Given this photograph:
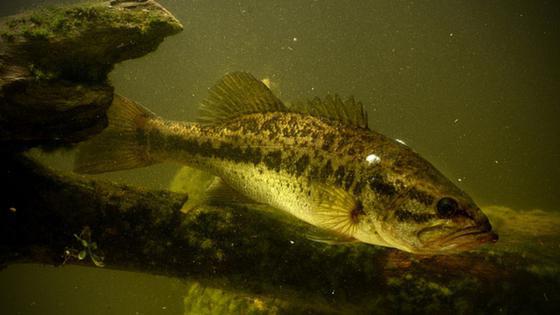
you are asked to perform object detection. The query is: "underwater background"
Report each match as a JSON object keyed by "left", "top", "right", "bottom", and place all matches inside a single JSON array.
[{"left": 1, "top": 0, "right": 558, "bottom": 314}]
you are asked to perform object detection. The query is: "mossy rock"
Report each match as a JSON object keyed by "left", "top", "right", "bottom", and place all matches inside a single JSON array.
[
  {"left": 0, "top": 0, "right": 183, "bottom": 82},
  {"left": 0, "top": 1, "right": 183, "bottom": 149}
]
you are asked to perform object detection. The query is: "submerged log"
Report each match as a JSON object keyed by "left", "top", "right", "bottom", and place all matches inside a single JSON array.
[
  {"left": 1, "top": 155, "right": 559, "bottom": 314},
  {"left": 0, "top": 0, "right": 183, "bottom": 150}
]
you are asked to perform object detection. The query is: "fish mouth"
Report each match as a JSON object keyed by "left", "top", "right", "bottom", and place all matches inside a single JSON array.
[{"left": 417, "top": 225, "right": 498, "bottom": 253}]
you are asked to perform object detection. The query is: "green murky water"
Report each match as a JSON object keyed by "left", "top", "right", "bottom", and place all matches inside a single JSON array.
[{"left": 1, "top": 0, "right": 559, "bottom": 314}]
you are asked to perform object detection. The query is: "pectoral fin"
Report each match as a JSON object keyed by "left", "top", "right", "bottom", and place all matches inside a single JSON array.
[{"left": 312, "top": 184, "right": 365, "bottom": 237}]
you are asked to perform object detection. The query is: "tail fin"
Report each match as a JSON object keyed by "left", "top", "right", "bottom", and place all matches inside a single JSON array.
[{"left": 74, "top": 95, "right": 158, "bottom": 174}]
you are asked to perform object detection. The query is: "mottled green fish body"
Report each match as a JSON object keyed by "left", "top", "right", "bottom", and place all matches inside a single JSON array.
[{"left": 75, "top": 72, "right": 497, "bottom": 254}]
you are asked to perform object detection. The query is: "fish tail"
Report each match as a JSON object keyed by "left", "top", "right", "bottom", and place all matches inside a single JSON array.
[{"left": 74, "top": 95, "right": 157, "bottom": 174}]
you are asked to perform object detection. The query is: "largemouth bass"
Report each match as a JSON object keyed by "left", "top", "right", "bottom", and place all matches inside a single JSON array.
[{"left": 75, "top": 72, "right": 498, "bottom": 254}]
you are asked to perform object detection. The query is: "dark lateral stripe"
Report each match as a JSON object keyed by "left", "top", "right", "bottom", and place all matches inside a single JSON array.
[
  {"left": 280, "top": 152, "right": 316, "bottom": 178},
  {"left": 245, "top": 146, "right": 263, "bottom": 165},
  {"left": 368, "top": 176, "right": 397, "bottom": 197},
  {"left": 395, "top": 209, "right": 435, "bottom": 223},
  {"left": 159, "top": 133, "right": 262, "bottom": 165},
  {"left": 263, "top": 150, "right": 282, "bottom": 172},
  {"left": 344, "top": 170, "right": 355, "bottom": 190},
  {"left": 320, "top": 160, "right": 333, "bottom": 179},
  {"left": 293, "top": 154, "right": 310, "bottom": 177},
  {"left": 408, "top": 188, "right": 435, "bottom": 206},
  {"left": 309, "top": 165, "right": 320, "bottom": 179},
  {"left": 157, "top": 129, "right": 342, "bottom": 179},
  {"left": 334, "top": 165, "right": 345, "bottom": 187},
  {"left": 353, "top": 180, "right": 366, "bottom": 195}
]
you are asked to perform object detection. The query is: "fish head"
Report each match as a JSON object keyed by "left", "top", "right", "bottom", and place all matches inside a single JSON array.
[
  {"left": 360, "top": 153, "right": 498, "bottom": 254},
  {"left": 376, "top": 190, "right": 498, "bottom": 254}
]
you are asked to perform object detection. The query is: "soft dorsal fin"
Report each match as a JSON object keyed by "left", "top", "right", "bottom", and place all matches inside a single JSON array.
[
  {"left": 291, "top": 94, "right": 369, "bottom": 129},
  {"left": 198, "top": 72, "right": 287, "bottom": 123}
]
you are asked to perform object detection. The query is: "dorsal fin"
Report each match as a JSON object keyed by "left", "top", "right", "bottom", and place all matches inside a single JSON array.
[
  {"left": 291, "top": 94, "right": 369, "bottom": 129},
  {"left": 198, "top": 72, "right": 287, "bottom": 123},
  {"left": 199, "top": 72, "right": 370, "bottom": 129}
]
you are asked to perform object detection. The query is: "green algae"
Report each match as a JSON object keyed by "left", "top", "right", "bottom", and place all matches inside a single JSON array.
[
  {"left": 183, "top": 282, "right": 285, "bottom": 315},
  {"left": 0, "top": 1, "right": 182, "bottom": 82},
  {"left": 3, "top": 3, "right": 179, "bottom": 40}
]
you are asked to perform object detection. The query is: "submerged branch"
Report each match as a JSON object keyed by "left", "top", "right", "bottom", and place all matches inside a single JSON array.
[{"left": 1, "top": 154, "right": 559, "bottom": 314}]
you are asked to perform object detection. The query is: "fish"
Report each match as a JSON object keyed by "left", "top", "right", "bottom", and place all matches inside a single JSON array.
[{"left": 74, "top": 72, "right": 498, "bottom": 254}]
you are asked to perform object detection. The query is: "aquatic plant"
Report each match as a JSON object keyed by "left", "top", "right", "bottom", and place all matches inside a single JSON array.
[{"left": 63, "top": 226, "right": 105, "bottom": 267}]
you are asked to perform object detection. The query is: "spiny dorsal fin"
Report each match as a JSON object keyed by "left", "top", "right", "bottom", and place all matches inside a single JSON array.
[
  {"left": 198, "top": 72, "right": 287, "bottom": 123},
  {"left": 292, "top": 94, "right": 369, "bottom": 129}
]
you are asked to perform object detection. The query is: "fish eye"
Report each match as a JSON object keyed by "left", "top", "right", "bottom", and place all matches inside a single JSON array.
[{"left": 436, "top": 197, "right": 459, "bottom": 217}]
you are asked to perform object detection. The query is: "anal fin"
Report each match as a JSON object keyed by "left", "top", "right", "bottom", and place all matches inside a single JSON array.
[
  {"left": 203, "top": 178, "right": 260, "bottom": 206},
  {"left": 181, "top": 177, "right": 261, "bottom": 213}
]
